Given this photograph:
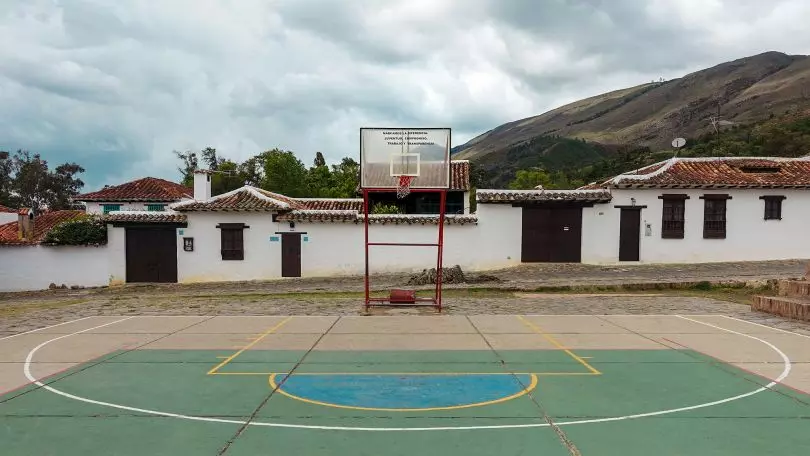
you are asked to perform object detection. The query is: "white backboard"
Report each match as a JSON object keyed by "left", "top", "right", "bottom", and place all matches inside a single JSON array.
[{"left": 360, "top": 128, "right": 451, "bottom": 189}]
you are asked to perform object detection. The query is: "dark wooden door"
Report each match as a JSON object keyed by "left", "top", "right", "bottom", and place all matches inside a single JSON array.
[
  {"left": 521, "top": 207, "right": 582, "bottom": 263},
  {"left": 552, "top": 207, "right": 582, "bottom": 263},
  {"left": 619, "top": 208, "right": 642, "bottom": 261},
  {"left": 281, "top": 233, "right": 302, "bottom": 277},
  {"left": 125, "top": 228, "right": 178, "bottom": 283},
  {"left": 521, "top": 208, "right": 552, "bottom": 262}
]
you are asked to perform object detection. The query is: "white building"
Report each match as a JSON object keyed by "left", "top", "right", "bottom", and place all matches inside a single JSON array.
[
  {"left": 477, "top": 156, "right": 810, "bottom": 264},
  {"left": 75, "top": 177, "right": 193, "bottom": 214},
  {"left": 4, "top": 156, "right": 810, "bottom": 292},
  {"left": 103, "top": 162, "right": 483, "bottom": 285}
]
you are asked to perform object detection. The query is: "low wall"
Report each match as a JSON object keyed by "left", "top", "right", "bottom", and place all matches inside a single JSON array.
[
  {"left": 0, "top": 245, "right": 110, "bottom": 292},
  {"left": 177, "top": 205, "right": 521, "bottom": 283}
]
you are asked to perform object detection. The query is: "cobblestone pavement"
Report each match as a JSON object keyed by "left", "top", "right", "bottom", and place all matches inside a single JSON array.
[
  {"left": 1, "top": 260, "right": 808, "bottom": 338},
  {"left": 2, "top": 292, "right": 809, "bottom": 339}
]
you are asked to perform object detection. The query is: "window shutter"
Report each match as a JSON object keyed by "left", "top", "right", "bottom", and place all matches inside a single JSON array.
[{"left": 218, "top": 223, "right": 247, "bottom": 261}]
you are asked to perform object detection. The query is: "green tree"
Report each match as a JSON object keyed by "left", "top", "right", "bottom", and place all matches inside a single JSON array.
[
  {"left": 260, "top": 149, "right": 309, "bottom": 197},
  {"left": 9, "top": 150, "right": 85, "bottom": 211},
  {"left": 211, "top": 160, "right": 245, "bottom": 195},
  {"left": 0, "top": 151, "right": 13, "bottom": 207},
  {"left": 509, "top": 169, "right": 552, "bottom": 190},
  {"left": 174, "top": 149, "right": 198, "bottom": 187},
  {"left": 329, "top": 157, "right": 360, "bottom": 197},
  {"left": 305, "top": 152, "right": 335, "bottom": 197},
  {"left": 313, "top": 152, "right": 326, "bottom": 168},
  {"left": 238, "top": 156, "right": 264, "bottom": 187}
]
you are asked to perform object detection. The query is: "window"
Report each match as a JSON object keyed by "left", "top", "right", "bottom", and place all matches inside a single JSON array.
[
  {"left": 701, "top": 195, "right": 731, "bottom": 239},
  {"left": 760, "top": 196, "right": 785, "bottom": 220},
  {"left": 146, "top": 204, "right": 166, "bottom": 212},
  {"left": 445, "top": 192, "right": 465, "bottom": 214},
  {"left": 101, "top": 204, "right": 122, "bottom": 214},
  {"left": 217, "top": 223, "right": 248, "bottom": 260},
  {"left": 659, "top": 194, "right": 688, "bottom": 239}
]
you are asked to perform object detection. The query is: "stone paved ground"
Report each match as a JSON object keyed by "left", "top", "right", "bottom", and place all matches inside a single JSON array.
[{"left": 1, "top": 260, "right": 808, "bottom": 338}]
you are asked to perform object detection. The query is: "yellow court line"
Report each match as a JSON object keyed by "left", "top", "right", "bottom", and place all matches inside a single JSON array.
[
  {"left": 207, "top": 316, "right": 293, "bottom": 375},
  {"left": 516, "top": 315, "right": 602, "bottom": 375},
  {"left": 268, "top": 373, "right": 539, "bottom": 412},
  {"left": 211, "top": 371, "right": 595, "bottom": 376}
]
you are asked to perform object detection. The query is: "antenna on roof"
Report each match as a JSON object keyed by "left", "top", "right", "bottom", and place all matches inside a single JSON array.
[{"left": 671, "top": 137, "right": 686, "bottom": 158}]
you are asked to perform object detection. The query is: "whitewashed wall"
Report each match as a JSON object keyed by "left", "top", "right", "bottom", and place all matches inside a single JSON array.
[
  {"left": 177, "top": 204, "right": 519, "bottom": 283},
  {"left": 106, "top": 225, "right": 127, "bottom": 285},
  {"left": 0, "top": 213, "right": 16, "bottom": 225},
  {"left": 0, "top": 245, "right": 110, "bottom": 292},
  {"left": 85, "top": 202, "right": 177, "bottom": 214},
  {"left": 177, "top": 213, "right": 282, "bottom": 283},
  {"left": 592, "top": 188, "right": 810, "bottom": 264}
]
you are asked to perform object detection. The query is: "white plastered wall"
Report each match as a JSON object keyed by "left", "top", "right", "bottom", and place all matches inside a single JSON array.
[
  {"left": 587, "top": 188, "right": 810, "bottom": 264},
  {"left": 177, "top": 213, "right": 282, "bottom": 283},
  {"left": 176, "top": 204, "right": 521, "bottom": 282},
  {"left": 84, "top": 202, "right": 166, "bottom": 214},
  {"left": 0, "top": 245, "right": 110, "bottom": 292}
]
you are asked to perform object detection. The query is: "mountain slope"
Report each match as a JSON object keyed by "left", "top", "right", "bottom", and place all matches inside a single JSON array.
[{"left": 455, "top": 51, "right": 810, "bottom": 163}]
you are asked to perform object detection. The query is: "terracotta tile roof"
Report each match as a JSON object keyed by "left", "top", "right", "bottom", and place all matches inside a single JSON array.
[
  {"left": 358, "top": 160, "right": 471, "bottom": 191},
  {"left": 76, "top": 177, "right": 192, "bottom": 202},
  {"left": 476, "top": 189, "right": 613, "bottom": 203},
  {"left": 586, "top": 157, "right": 810, "bottom": 189},
  {"left": 103, "top": 212, "right": 188, "bottom": 224},
  {"left": 275, "top": 211, "right": 478, "bottom": 225},
  {"left": 0, "top": 204, "right": 14, "bottom": 213},
  {"left": 0, "top": 210, "right": 85, "bottom": 245},
  {"left": 450, "top": 160, "right": 470, "bottom": 191},
  {"left": 276, "top": 210, "right": 359, "bottom": 223},
  {"left": 171, "top": 186, "right": 304, "bottom": 212},
  {"left": 296, "top": 198, "right": 364, "bottom": 211},
  {"left": 361, "top": 214, "right": 478, "bottom": 225}
]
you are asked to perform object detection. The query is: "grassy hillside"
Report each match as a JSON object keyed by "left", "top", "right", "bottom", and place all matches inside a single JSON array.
[
  {"left": 473, "top": 110, "right": 810, "bottom": 190},
  {"left": 457, "top": 52, "right": 810, "bottom": 158},
  {"left": 457, "top": 51, "right": 810, "bottom": 189}
]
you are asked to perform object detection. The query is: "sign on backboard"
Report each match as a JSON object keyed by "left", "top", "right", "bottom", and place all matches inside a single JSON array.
[{"left": 360, "top": 128, "right": 451, "bottom": 189}]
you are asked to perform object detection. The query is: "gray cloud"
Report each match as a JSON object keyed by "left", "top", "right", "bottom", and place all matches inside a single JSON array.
[{"left": 1, "top": 0, "right": 809, "bottom": 190}]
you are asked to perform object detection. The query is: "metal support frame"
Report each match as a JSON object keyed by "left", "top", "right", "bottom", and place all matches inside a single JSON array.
[{"left": 363, "top": 187, "right": 447, "bottom": 313}]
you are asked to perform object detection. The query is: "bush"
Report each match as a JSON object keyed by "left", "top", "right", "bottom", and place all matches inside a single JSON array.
[
  {"left": 371, "top": 203, "right": 402, "bottom": 214},
  {"left": 42, "top": 215, "right": 107, "bottom": 246}
]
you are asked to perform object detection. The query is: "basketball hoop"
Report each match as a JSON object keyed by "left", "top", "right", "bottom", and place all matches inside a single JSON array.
[{"left": 396, "top": 175, "right": 413, "bottom": 199}]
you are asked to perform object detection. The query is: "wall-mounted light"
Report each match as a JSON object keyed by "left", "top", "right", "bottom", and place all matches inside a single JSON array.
[
  {"left": 289, "top": 221, "right": 295, "bottom": 230},
  {"left": 631, "top": 197, "right": 636, "bottom": 207}
]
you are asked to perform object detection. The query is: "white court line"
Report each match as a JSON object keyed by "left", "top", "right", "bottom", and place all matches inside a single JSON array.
[
  {"left": 0, "top": 316, "right": 94, "bottom": 341},
  {"left": 20, "top": 314, "right": 794, "bottom": 432},
  {"left": 722, "top": 316, "right": 810, "bottom": 340}
]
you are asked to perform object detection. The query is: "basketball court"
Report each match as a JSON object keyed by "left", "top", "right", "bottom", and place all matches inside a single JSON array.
[{"left": 1, "top": 314, "right": 809, "bottom": 455}]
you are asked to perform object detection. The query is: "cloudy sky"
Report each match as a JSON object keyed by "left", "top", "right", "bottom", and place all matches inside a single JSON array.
[{"left": 2, "top": 0, "right": 810, "bottom": 190}]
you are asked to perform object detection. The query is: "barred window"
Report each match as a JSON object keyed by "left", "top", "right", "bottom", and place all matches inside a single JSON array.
[
  {"left": 760, "top": 196, "right": 785, "bottom": 220},
  {"left": 701, "top": 195, "right": 731, "bottom": 239},
  {"left": 659, "top": 194, "right": 688, "bottom": 239}
]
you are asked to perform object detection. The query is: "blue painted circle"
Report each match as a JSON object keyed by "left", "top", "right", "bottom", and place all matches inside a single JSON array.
[{"left": 275, "top": 374, "right": 533, "bottom": 410}]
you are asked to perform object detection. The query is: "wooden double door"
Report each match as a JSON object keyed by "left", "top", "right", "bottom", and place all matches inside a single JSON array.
[
  {"left": 125, "top": 227, "right": 178, "bottom": 283},
  {"left": 521, "top": 207, "right": 582, "bottom": 263}
]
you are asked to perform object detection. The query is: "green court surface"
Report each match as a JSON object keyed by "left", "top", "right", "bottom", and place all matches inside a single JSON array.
[{"left": 1, "top": 315, "right": 809, "bottom": 455}]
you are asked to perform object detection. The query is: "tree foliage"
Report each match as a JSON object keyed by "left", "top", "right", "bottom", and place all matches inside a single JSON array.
[
  {"left": 173, "top": 148, "right": 360, "bottom": 198},
  {"left": 42, "top": 215, "right": 107, "bottom": 246},
  {"left": 0, "top": 150, "right": 85, "bottom": 211},
  {"left": 370, "top": 203, "right": 402, "bottom": 214}
]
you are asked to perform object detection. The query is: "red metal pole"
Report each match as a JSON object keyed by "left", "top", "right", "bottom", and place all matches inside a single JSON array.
[
  {"left": 363, "top": 189, "right": 370, "bottom": 312},
  {"left": 435, "top": 189, "right": 447, "bottom": 312}
]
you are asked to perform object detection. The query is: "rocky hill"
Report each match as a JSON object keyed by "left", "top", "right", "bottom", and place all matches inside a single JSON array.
[{"left": 454, "top": 51, "right": 810, "bottom": 186}]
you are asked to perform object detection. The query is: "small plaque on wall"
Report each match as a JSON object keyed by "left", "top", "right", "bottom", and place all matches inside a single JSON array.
[{"left": 183, "top": 237, "right": 194, "bottom": 252}]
